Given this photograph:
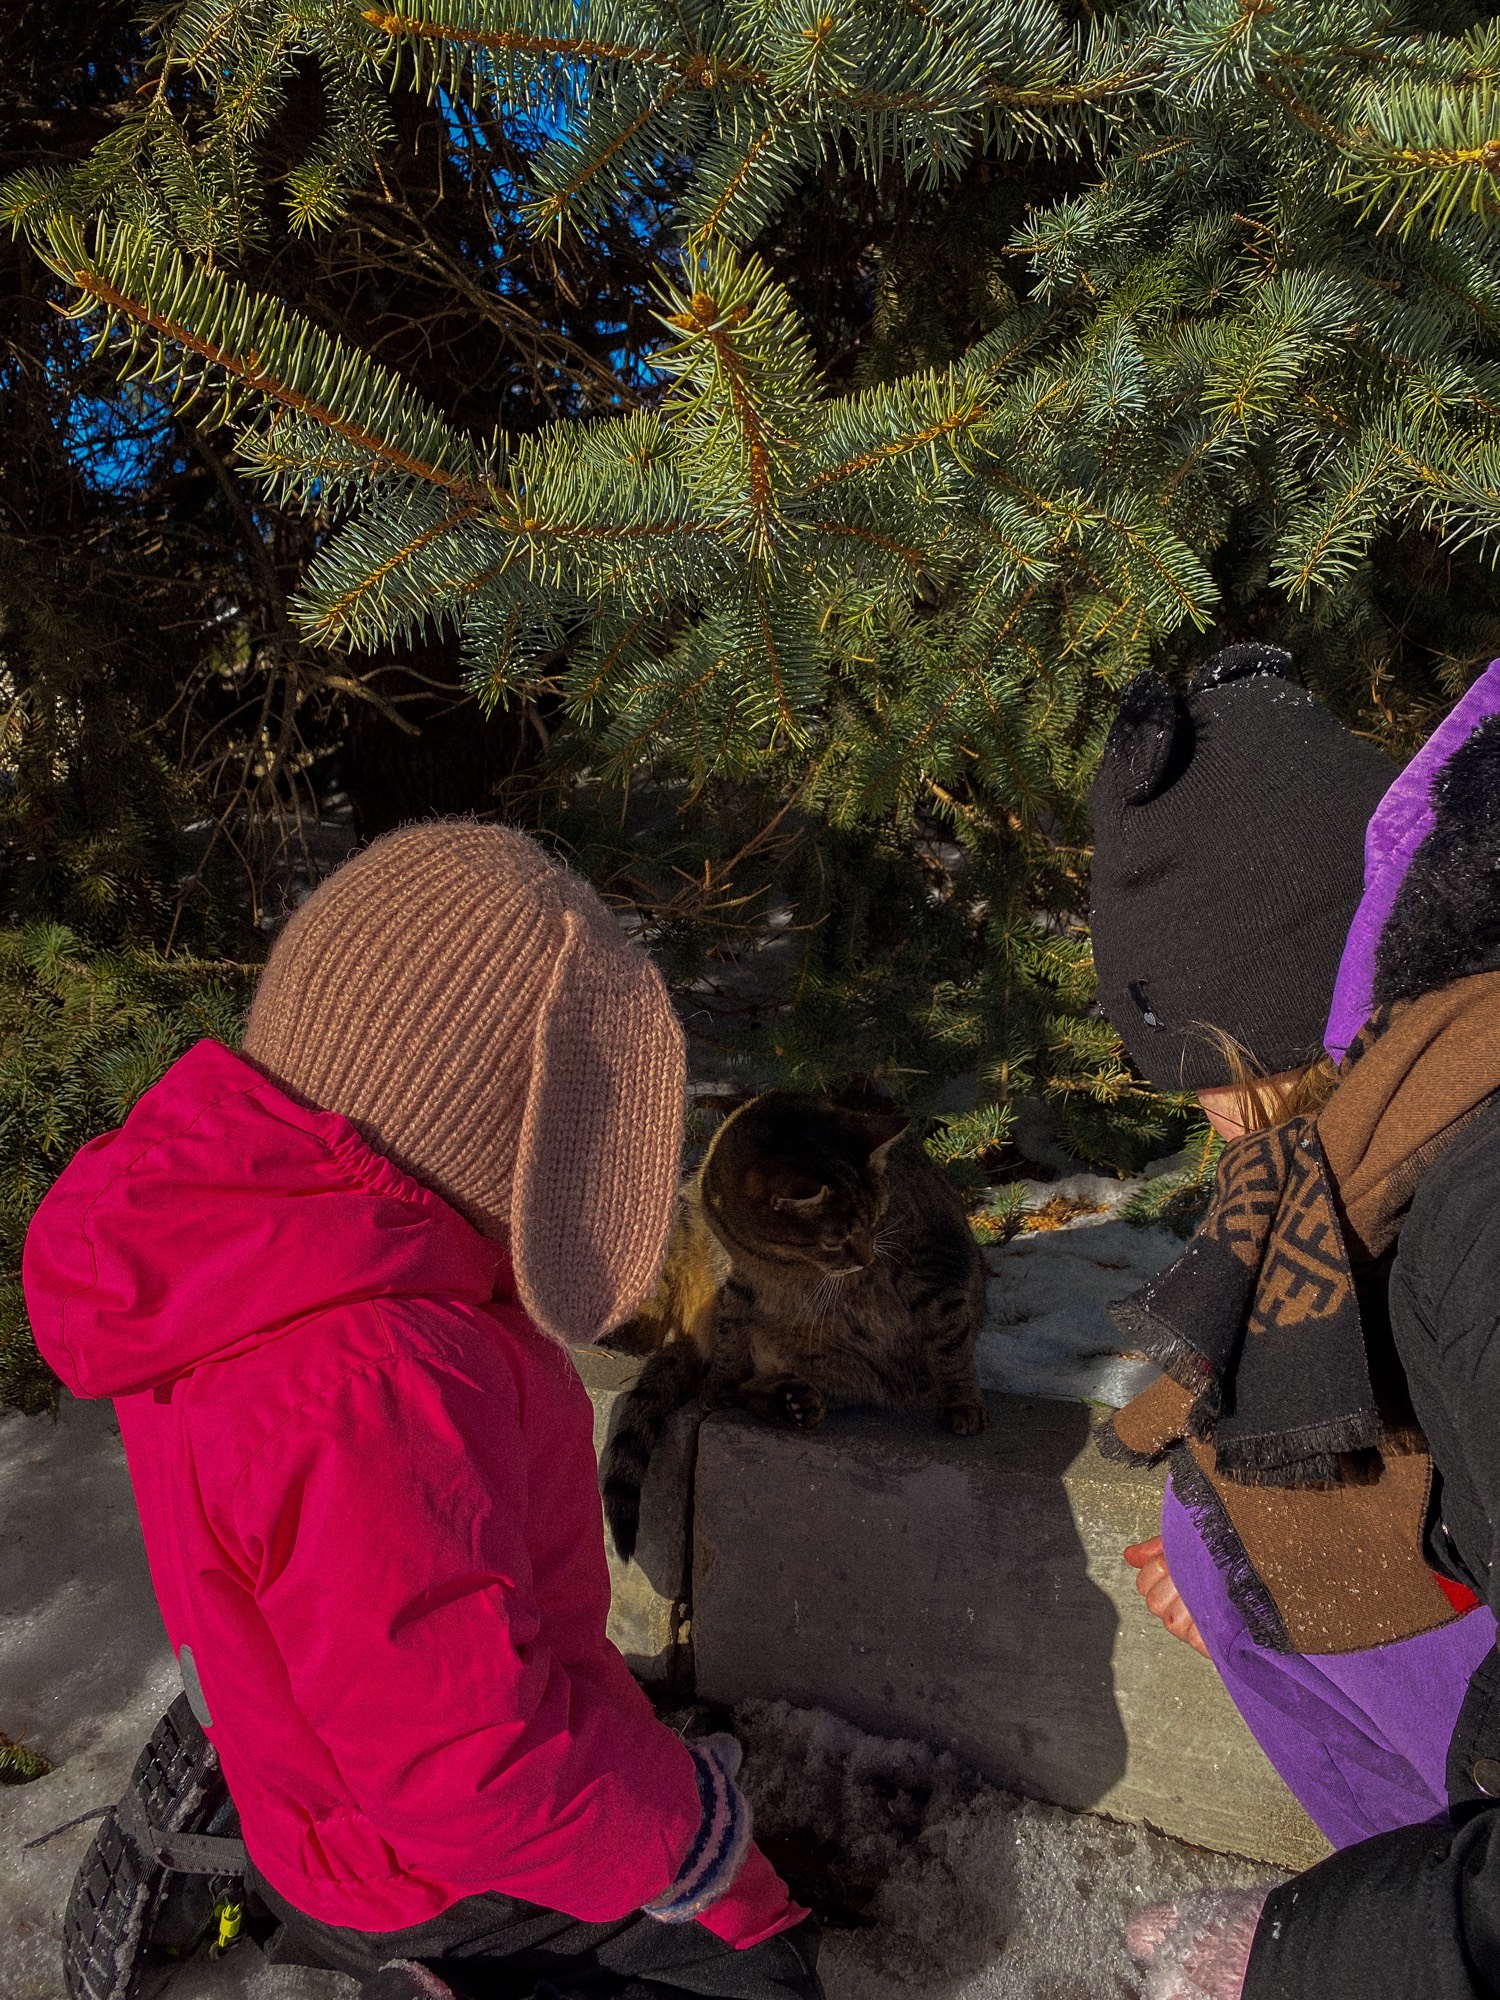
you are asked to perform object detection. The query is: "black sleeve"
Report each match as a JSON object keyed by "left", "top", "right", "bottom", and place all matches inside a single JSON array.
[
  {"left": 1389, "top": 1107, "right": 1500, "bottom": 1614},
  {"left": 1244, "top": 1113, "right": 1500, "bottom": 1999},
  {"left": 1244, "top": 1801, "right": 1500, "bottom": 2000}
]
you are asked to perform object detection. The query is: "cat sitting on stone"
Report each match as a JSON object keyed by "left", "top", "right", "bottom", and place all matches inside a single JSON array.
[{"left": 600, "top": 1091, "right": 987, "bottom": 1561}]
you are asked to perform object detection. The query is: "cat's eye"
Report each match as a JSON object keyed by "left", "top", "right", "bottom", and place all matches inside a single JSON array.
[{"left": 772, "top": 1185, "right": 830, "bottom": 1215}]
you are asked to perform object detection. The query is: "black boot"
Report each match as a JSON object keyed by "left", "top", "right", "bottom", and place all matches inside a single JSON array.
[{"left": 62, "top": 1695, "right": 249, "bottom": 2000}]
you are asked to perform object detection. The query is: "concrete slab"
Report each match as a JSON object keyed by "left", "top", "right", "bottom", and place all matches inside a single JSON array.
[{"left": 691, "top": 1397, "right": 1330, "bottom": 1872}]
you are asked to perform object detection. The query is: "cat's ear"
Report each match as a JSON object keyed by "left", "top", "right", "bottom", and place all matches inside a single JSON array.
[
  {"left": 773, "top": 1185, "right": 831, "bottom": 1215},
  {"left": 863, "top": 1114, "right": 908, "bottom": 1166}
]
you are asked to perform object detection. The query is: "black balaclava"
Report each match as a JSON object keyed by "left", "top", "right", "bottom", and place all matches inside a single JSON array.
[{"left": 1088, "top": 645, "right": 1395, "bottom": 1092}]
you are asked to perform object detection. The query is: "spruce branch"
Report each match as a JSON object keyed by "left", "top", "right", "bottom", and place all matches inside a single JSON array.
[
  {"left": 363, "top": 0, "right": 1146, "bottom": 239},
  {"left": 1339, "top": 84, "right": 1500, "bottom": 236},
  {"left": 657, "top": 244, "right": 821, "bottom": 552},
  {"left": 804, "top": 393, "right": 988, "bottom": 491},
  {"left": 299, "top": 500, "right": 489, "bottom": 644},
  {"left": 682, "top": 124, "right": 805, "bottom": 246},
  {"left": 35, "top": 218, "right": 490, "bottom": 503},
  {"left": 1270, "top": 430, "right": 1398, "bottom": 600},
  {"left": 364, "top": 3, "right": 759, "bottom": 82},
  {"left": 526, "top": 77, "right": 698, "bottom": 234}
]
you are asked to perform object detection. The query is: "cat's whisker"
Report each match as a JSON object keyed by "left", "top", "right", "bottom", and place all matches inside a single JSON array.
[{"left": 811, "top": 1274, "right": 842, "bottom": 1355}]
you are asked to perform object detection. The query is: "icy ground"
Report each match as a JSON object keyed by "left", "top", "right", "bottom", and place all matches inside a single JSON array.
[{"left": 1, "top": 1231, "right": 1266, "bottom": 2000}]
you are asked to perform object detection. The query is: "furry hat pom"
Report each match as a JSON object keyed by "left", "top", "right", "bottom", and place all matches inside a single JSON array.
[{"left": 1373, "top": 715, "right": 1500, "bottom": 1008}]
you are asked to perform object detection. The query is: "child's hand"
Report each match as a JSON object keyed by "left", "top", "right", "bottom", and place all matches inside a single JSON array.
[
  {"left": 1127, "top": 1889, "right": 1267, "bottom": 2000},
  {"left": 1122, "top": 1536, "right": 1210, "bottom": 1658}
]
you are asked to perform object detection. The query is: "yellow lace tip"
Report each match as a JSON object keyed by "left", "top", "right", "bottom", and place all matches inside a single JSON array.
[{"left": 214, "top": 1900, "right": 244, "bottom": 1951}]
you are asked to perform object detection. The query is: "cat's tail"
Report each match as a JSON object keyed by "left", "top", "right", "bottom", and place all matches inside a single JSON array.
[{"left": 600, "top": 1342, "right": 709, "bottom": 1563}]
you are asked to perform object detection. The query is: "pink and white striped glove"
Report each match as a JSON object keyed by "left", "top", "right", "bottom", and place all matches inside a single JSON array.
[{"left": 1127, "top": 1889, "right": 1268, "bottom": 2000}]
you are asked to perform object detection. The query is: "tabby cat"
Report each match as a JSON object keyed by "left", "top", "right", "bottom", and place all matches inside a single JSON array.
[{"left": 600, "top": 1092, "right": 987, "bottom": 1561}]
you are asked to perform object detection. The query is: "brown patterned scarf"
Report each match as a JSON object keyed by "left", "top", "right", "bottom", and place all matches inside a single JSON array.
[{"left": 1105, "top": 971, "right": 1500, "bottom": 1652}]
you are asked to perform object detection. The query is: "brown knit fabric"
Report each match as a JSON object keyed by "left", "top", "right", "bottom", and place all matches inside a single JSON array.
[
  {"left": 243, "top": 821, "right": 687, "bottom": 1347},
  {"left": 1173, "top": 1437, "right": 1445, "bottom": 1655},
  {"left": 1110, "top": 1372, "right": 1196, "bottom": 1463}
]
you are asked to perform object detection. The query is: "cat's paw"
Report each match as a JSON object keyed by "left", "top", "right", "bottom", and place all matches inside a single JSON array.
[
  {"left": 940, "top": 1395, "right": 987, "bottom": 1436},
  {"left": 779, "top": 1382, "right": 828, "bottom": 1430}
]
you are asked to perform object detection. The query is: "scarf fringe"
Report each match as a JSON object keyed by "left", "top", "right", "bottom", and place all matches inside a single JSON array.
[
  {"left": 1095, "top": 1420, "right": 1162, "bottom": 1470},
  {"left": 1211, "top": 1413, "right": 1381, "bottom": 1488},
  {"left": 1169, "top": 1449, "right": 1295, "bottom": 1654},
  {"left": 1106, "top": 1298, "right": 1219, "bottom": 1401}
]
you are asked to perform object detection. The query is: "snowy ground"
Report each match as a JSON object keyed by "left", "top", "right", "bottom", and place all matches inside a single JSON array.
[
  {"left": 736, "top": 1703, "right": 1273, "bottom": 2000},
  {"left": 978, "top": 1179, "right": 1181, "bottom": 1409},
  {"left": 0, "top": 1228, "right": 1268, "bottom": 2000}
]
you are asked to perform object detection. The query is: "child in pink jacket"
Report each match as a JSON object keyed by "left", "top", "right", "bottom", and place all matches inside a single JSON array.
[{"left": 24, "top": 822, "right": 819, "bottom": 2000}]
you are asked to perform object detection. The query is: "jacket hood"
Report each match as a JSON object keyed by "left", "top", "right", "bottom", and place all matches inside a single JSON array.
[
  {"left": 1326, "top": 657, "right": 1500, "bottom": 1060},
  {"left": 23, "top": 1039, "right": 508, "bottom": 1399}
]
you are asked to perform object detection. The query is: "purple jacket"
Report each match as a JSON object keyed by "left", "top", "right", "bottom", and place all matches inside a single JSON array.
[{"left": 1194, "top": 659, "right": 1500, "bottom": 2000}]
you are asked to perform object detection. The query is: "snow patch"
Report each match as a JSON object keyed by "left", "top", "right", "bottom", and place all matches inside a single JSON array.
[
  {"left": 733, "top": 1701, "right": 1277, "bottom": 2000},
  {"left": 979, "top": 1219, "right": 1179, "bottom": 1408}
]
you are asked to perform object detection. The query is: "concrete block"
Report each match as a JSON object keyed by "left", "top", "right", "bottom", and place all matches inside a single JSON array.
[
  {"left": 692, "top": 1396, "right": 1331, "bottom": 1871},
  {"left": 574, "top": 1347, "right": 697, "bottom": 1685}
]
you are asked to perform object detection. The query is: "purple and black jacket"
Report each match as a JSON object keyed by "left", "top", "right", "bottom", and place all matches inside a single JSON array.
[{"left": 1168, "top": 663, "right": 1500, "bottom": 1999}]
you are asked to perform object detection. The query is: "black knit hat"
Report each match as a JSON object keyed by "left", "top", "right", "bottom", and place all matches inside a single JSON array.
[{"left": 1088, "top": 645, "right": 1395, "bottom": 1092}]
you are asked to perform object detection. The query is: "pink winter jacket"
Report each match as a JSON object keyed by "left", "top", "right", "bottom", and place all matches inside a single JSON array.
[{"left": 22, "top": 1040, "right": 797, "bottom": 1941}]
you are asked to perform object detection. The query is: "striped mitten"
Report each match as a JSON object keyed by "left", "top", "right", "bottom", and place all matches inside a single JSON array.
[{"left": 642, "top": 1734, "right": 753, "bottom": 1925}]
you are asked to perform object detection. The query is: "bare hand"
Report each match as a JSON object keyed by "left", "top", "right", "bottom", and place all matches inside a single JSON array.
[
  {"left": 1122, "top": 1535, "right": 1210, "bottom": 1659},
  {"left": 1128, "top": 1889, "right": 1267, "bottom": 2000}
]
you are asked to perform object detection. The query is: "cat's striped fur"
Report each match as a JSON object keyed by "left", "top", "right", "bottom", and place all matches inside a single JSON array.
[{"left": 600, "top": 1093, "right": 987, "bottom": 1561}]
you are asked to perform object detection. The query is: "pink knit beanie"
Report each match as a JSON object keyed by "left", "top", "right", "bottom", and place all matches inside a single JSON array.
[{"left": 242, "top": 821, "right": 686, "bottom": 1346}]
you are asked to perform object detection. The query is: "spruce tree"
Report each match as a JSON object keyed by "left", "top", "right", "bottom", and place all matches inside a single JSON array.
[
  {"left": 8, "top": 0, "right": 1500, "bottom": 1405},
  {"left": 0, "top": 0, "right": 681, "bottom": 1407}
]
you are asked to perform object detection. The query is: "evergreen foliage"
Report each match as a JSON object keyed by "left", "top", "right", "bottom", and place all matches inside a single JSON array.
[
  {"left": 1117, "top": 1125, "right": 1223, "bottom": 1240},
  {"left": 0, "top": 0, "right": 676, "bottom": 1409},
  {"left": 0, "top": 927, "right": 253, "bottom": 1412},
  {"left": 9, "top": 0, "right": 1500, "bottom": 1406},
  {"left": 0, "top": 1730, "right": 54, "bottom": 1783}
]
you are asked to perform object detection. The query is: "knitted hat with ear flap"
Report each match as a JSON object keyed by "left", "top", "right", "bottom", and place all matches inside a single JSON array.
[
  {"left": 242, "top": 821, "right": 687, "bottom": 1346},
  {"left": 1088, "top": 645, "right": 1395, "bottom": 1092}
]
